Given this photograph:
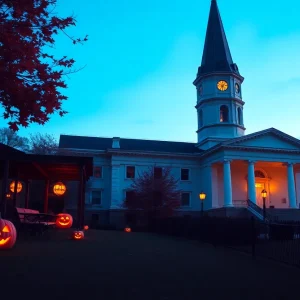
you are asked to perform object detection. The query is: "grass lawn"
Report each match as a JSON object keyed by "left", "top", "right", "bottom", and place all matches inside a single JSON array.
[{"left": 0, "top": 229, "right": 299, "bottom": 299}]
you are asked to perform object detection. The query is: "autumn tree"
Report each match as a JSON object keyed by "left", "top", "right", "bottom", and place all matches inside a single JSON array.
[
  {"left": 124, "top": 167, "right": 181, "bottom": 219},
  {"left": 0, "top": 0, "right": 87, "bottom": 131},
  {"left": 0, "top": 127, "right": 29, "bottom": 151},
  {"left": 28, "top": 132, "right": 58, "bottom": 154}
]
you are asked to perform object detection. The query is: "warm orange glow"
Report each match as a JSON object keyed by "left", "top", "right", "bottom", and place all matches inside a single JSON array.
[
  {"left": 0, "top": 219, "right": 17, "bottom": 249},
  {"left": 5, "top": 193, "right": 11, "bottom": 199},
  {"left": 73, "top": 231, "right": 84, "bottom": 240},
  {"left": 124, "top": 227, "right": 131, "bottom": 233},
  {"left": 261, "top": 189, "right": 267, "bottom": 198},
  {"left": 56, "top": 213, "right": 73, "bottom": 229},
  {"left": 53, "top": 182, "right": 66, "bottom": 196},
  {"left": 9, "top": 181, "right": 22, "bottom": 193},
  {"left": 199, "top": 192, "right": 206, "bottom": 201},
  {"left": 255, "top": 183, "right": 263, "bottom": 188},
  {"left": 217, "top": 80, "right": 228, "bottom": 91},
  {"left": 84, "top": 225, "right": 89, "bottom": 231}
]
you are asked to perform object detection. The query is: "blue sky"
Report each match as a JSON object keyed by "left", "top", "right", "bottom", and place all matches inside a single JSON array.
[{"left": 2, "top": 0, "right": 300, "bottom": 142}]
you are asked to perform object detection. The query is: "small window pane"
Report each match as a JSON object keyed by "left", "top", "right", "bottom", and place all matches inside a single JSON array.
[
  {"left": 154, "top": 167, "right": 163, "bottom": 179},
  {"left": 181, "top": 168, "right": 190, "bottom": 181},
  {"left": 92, "top": 191, "right": 102, "bottom": 205},
  {"left": 126, "top": 166, "right": 135, "bottom": 178},
  {"left": 93, "top": 166, "right": 102, "bottom": 178},
  {"left": 181, "top": 193, "right": 190, "bottom": 206}
]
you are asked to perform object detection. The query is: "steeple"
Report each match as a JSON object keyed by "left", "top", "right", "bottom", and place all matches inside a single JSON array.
[{"left": 195, "top": 0, "right": 240, "bottom": 81}]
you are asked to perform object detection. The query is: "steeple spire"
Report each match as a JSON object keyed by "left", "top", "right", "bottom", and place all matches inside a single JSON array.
[{"left": 195, "top": 0, "right": 240, "bottom": 80}]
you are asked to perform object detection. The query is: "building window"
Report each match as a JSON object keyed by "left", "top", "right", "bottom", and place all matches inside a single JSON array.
[
  {"left": 93, "top": 166, "right": 102, "bottom": 178},
  {"left": 154, "top": 167, "right": 163, "bottom": 179},
  {"left": 125, "top": 190, "right": 135, "bottom": 202},
  {"left": 181, "top": 193, "right": 190, "bottom": 207},
  {"left": 91, "top": 190, "right": 102, "bottom": 205},
  {"left": 255, "top": 170, "right": 265, "bottom": 178},
  {"left": 237, "top": 107, "right": 243, "bottom": 125},
  {"left": 198, "top": 109, "right": 203, "bottom": 128},
  {"left": 181, "top": 168, "right": 190, "bottom": 181},
  {"left": 126, "top": 166, "right": 135, "bottom": 179},
  {"left": 220, "top": 105, "right": 229, "bottom": 122}
]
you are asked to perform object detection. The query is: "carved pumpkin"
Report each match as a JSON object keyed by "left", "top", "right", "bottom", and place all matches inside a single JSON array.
[
  {"left": 9, "top": 181, "right": 22, "bottom": 193},
  {"left": 84, "top": 225, "right": 89, "bottom": 231},
  {"left": 56, "top": 213, "right": 73, "bottom": 229},
  {"left": 0, "top": 219, "right": 17, "bottom": 249},
  {"left": 72, "top": 231, "right": 84, "bottom": 240},
  {"left": 53, "top": 182, "right": 66, "bottom": 196},
  {"left": 124, "top": 227, "right": 131, "bottom": 233}
]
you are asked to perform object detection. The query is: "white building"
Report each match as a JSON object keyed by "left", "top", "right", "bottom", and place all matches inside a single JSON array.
[{"left": 59, "top": 0, "right": 300, "bottom": 226}]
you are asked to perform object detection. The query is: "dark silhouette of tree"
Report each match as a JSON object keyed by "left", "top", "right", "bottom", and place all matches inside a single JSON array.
[
  {"left": 0, "top": 127, "right": 29, "bottom": 151},
  {"left": 0, "top": 0, "right": 88, "bottom": 131},
  {"left": 124, "top": 167, "right": 181, "bottom": 218},
  {"left": 28, "top": 132, "right": 58, "bottom": 154}
]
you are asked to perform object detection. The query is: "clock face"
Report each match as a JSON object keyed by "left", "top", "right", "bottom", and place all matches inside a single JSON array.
[
  {"left": 235, "top": 83, "right": 240, "bottom": 93},
  {"left": 217, "top": 80, "right": 228, "bottom": 91}
]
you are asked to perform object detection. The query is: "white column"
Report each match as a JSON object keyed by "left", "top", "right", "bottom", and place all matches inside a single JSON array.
[
  {"left": 111, "top": 164, "right": 122, "bottom": 209},
  {"left": 223, "top": 160, "right": 233, "bottom": 207},
  {"left": 287, "top": 163, "right": 297, "bottom": 208},
  {"left": 247, "top": 160, "right": 256, "bottom": 204}
]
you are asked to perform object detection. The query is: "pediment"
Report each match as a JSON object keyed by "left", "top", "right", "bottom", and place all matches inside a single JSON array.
[{"left": 224, "top": 128, "right": 300, "bottom": 151}]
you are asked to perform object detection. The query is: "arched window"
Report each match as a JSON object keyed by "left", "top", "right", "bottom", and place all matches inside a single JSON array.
[
  {"left": 255, "top": 170, "right": 265, "bottom": 178},
  {"left": 237, "top": 107, "right": 243, "bottom": 125},
  {"left": 198, "top": 109, "right": 203, "bottom": 128},
  {"left": 220, "top": 105, "right": 229, "bottom": 122}
]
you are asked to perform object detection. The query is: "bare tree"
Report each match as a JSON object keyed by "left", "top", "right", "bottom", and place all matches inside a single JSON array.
[
  {"left": 0, "top": 127, "right": 29, "bottom": 151},
  {"left": 124, "top": 167, "right": 181, "bottom": 218},
  {"left": 28, "top": 133, "right": 58, "bottom": 155}
]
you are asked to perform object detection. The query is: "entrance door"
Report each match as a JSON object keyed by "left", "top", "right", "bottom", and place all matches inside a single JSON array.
[{"left": 255, "top": 182, "right": 265, "bottom": 207}]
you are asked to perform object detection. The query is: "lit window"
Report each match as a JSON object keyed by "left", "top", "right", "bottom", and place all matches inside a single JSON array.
[{"left": 126, "top": 166, "right": 135, "bottom": 179}]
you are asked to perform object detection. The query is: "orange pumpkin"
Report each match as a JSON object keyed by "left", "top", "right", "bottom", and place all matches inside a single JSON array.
[
  {"left": 53, "top": 182, "right": 66, "bottom": 196},
  {"left": 124, "top": 227, "right": 131, "bottom": 233},
  {"left": 0, "top": 219, "right": 17, "bottom": 249},
  {"left": 56, "top": 213, "right": 73, "bottom": 229},
  {"left": 9, "top": 181, "right": 22, "bottom": 193},
  {"left": 72, "top": 231, "right": 84, "bottom": 240},
  {"left": 84, "top": 225, "right": 89, "bottom": 231}
]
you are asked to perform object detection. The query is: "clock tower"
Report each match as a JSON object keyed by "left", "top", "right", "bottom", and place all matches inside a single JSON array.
[{"left": 194, "top": 0, "right": 245, "bottom": 150}]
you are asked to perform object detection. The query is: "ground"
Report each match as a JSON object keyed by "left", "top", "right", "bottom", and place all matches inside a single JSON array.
[{"left": 0, "top": 230, "right": 299, "bottom": 299}]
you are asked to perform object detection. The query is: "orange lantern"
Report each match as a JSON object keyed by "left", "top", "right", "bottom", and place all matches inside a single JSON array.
[
  {"left": 0, "top": 218, "right": 17, "bottom": 249},
  {"left": 72, "top": 231, "right": 84, "bottom": 240},
  {"left": 84, "top": 225, "right": 89, "bottom": 231},
  {"left": 124, "top": 227, "right": 131, "bottom": 233},
  {"left": 53, "top": 182, "right": 66, "bottom": 196},
  {"left": 56, "top": 213, "right": 73, "bottom": 229},
  {"left": 9, "top": 181, "right": 22, "bottom": 193}
]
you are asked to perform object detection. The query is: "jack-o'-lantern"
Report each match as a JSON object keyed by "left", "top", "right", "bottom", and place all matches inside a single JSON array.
[
  {"left": 72, "top": 231, "right": 84, "bottom": 240},
  {"left": 53, "top": 182, "right": 66, "bottom": 196},
  {"left": 56, "top": 213, "right": 73, "bottom": 229},
  {"left": 0, "top": 219, "right": 17, "bottom": 249},
  {"left": 84, "top": 225, "right": 89, "bottom": 231},
  {"left": 124, "top": 227, "right": 131, "bottom": 233},
  {"left": 9, "top": 181, "right": 22, "bottom": 193}
]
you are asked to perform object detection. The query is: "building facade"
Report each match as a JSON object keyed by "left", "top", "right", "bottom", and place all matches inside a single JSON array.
[{"left": 59, "top": 0, "right": 300, "bottom": 226}]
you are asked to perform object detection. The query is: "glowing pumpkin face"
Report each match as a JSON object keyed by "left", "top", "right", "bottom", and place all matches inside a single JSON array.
[
  {"left": 53, "top": 182, "right": 66, "bottom": 196},
  {"left": 0, "top": 219, "right": 17, "bottom": 249},
  {"left": 72, "top": 231, "right": 84, "bottom": 240},
  {"left": 124, "top": 227, "right": 131, "bottom": 233},
  {"left": 56, "top": 213, "right": 73, "bottom": 229},
  {"left": 9, "top": 181, "right": 22, "bottom": 193}
]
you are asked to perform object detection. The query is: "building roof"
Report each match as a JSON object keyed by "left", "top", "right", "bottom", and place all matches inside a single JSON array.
[
  {"left": 59, "top": 135, "right": 203, "bottom": 154},
  {"left": 195, "top": 0, "right": 240, "bottom": 80}
]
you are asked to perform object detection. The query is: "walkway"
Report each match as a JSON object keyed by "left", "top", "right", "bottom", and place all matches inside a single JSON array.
[{"left": 0, "top": 230, "right": 299, "bottom": 299}]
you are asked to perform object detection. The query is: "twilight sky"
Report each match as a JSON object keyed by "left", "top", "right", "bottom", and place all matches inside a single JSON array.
[{"left": 2, "top": 0, "right": 300, "bottom": 142}]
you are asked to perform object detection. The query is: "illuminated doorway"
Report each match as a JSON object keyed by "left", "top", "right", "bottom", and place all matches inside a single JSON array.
[{"left": 255, "top": 170, "right": 269, "bottom": 208}]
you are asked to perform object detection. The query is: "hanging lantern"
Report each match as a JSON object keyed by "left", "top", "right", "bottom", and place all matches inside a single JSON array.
[
  {"left": 53, "top": 182, "right": 66, "bottom": 196},
  {"left": 9, "top": 181, "right": 22, "bottom": 193}
]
